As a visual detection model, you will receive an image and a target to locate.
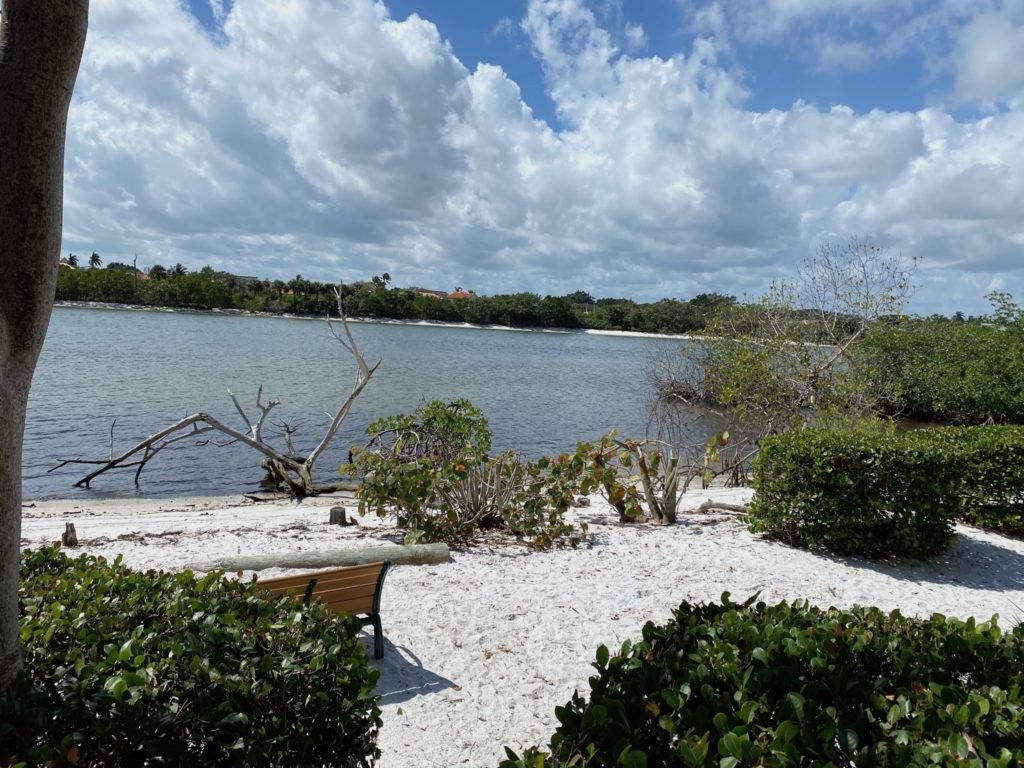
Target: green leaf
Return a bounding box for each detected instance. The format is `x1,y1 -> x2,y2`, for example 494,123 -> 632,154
837,729 -> 859,754
104,675 -> 128,700
617,747 -> 647,768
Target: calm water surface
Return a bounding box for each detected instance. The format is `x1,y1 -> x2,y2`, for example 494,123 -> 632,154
25,307 -> 686,499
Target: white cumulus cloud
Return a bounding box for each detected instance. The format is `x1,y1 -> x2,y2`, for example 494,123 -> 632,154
58,0 -> 1024,315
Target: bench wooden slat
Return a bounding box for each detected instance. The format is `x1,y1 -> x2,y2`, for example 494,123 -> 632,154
255,560 -> 391,659
257,573 -> 318,593
316,582 -> 377,604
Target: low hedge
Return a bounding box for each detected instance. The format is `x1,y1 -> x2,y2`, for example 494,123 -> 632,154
747,429 -> 960,558
912,426 -> 1024,536
500,595 -> 1024,767
1,548 -> 381,767
749,426 -> 1024,557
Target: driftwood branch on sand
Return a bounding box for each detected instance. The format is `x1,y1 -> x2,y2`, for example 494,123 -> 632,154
195,542 -> 451,572
694,500 -> 749,515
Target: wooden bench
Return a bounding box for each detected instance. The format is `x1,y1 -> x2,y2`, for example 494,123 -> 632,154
256,560 -> 391,659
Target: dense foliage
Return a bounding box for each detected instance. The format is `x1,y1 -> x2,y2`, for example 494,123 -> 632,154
860,316 -> 1024,424
1,548 -> 381,767
56,260 -> 735,334
748,429 -> 958,558
348,400 -> 586,548
501,595 -> 1024,767
913,426 -> 1024,536
748,425 -> 1024,557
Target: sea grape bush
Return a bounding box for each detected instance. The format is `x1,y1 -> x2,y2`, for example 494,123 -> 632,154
349,399 -> 691,546
500,595 -> 1024,767
1,548 -> 381,767
749,426 -> 1024,557
539,431 -> 682,525
349,398 -> 493,542
348,399 -> 586,548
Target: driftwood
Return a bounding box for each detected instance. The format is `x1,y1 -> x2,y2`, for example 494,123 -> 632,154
196,543 -> 451,571
50,287 -> 379,497
694,500 -> 749,515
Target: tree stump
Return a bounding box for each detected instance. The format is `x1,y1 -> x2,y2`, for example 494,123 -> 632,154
61,523 -> 78,547
329,506 -> 351,525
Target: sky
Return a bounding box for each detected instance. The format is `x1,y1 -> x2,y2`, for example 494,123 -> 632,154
58,0 -> 1024,316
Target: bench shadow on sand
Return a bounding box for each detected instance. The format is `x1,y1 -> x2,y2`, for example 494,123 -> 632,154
821,527 -> 1024,593
369,639 -> 457,705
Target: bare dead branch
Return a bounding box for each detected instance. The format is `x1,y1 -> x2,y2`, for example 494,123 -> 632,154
306,288 -> 381,472
108,418 -> 117,460
227,389 -> 251,432
52,284 -> 379,497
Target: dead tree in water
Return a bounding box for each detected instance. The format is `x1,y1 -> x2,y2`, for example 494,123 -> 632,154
51,288 -> 379,497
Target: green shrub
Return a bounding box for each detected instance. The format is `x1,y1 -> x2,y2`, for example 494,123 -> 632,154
501,595 -> 1024,767
748,429 -> 959,558
350,398 -> 492,542
911,426 -> 1024,536
860,319 -> 1024,424
348,399 -> 586,548
1,548 -> 381,767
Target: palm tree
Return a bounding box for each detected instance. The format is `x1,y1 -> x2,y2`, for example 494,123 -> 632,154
148,264 -> 167,280
88,251 -> 102,268
66,253 -> 78,267
169,263 -> 187,278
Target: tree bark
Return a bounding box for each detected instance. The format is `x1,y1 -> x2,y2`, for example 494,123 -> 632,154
0,0 -> 89,692
195,543 -> 452,571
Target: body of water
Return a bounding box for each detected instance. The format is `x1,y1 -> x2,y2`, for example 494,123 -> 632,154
24,306 -> 690,499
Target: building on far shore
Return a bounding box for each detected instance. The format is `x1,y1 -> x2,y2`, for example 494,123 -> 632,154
408,287 -> 449,299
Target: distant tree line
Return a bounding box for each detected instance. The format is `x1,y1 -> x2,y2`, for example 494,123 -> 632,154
54,258 -> 738,335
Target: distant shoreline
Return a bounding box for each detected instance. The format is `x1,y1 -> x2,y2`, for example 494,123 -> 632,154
52,300 -> 699,341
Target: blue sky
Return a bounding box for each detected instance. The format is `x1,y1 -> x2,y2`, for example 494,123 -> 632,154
59,0 -> 1024,315
188,0 -> 945,124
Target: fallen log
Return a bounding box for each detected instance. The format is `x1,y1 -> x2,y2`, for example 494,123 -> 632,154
194,542 -> 450,572
694,500 -> 749,515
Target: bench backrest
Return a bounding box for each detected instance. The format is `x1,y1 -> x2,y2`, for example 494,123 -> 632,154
256,561 -> 389,618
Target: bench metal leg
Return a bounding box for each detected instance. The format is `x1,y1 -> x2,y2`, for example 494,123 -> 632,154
371,615 -> 384,659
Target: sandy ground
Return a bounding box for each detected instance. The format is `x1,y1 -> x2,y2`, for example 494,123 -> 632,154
20,489 -> 1024,767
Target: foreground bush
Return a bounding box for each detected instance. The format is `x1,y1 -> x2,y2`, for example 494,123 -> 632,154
748,429 -> 960,558
1,548 -> 381,767
501,595 -> 1024,767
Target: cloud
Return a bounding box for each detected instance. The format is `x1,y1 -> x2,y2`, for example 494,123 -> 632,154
950,11 -> 1024,105
623,22 -> 647,52
489,17 -> 518,40
59,0 -> 1024,316
814,38 -> 873,72
208,0 -> 228,25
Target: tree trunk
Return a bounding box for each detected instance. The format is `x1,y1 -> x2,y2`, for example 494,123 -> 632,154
0,0 -> 90,692
196,543 -> 452,571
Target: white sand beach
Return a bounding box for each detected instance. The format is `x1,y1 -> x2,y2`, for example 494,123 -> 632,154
20,490 -> 1024,767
